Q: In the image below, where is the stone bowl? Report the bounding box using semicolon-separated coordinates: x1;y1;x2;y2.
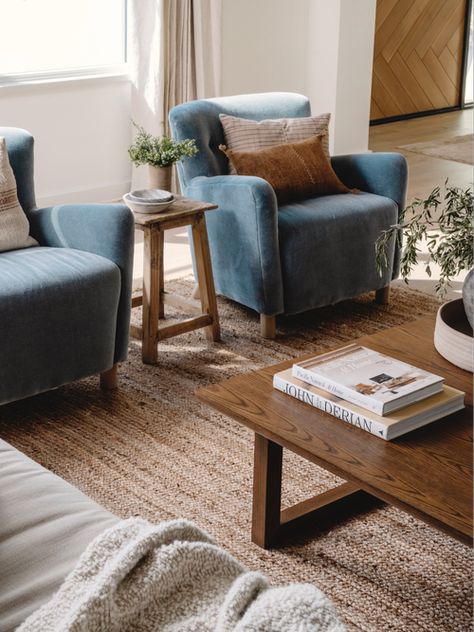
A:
123;191;174;214
434;299;473;373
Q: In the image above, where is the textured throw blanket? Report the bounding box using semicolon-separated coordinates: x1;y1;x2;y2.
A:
18;518;345;632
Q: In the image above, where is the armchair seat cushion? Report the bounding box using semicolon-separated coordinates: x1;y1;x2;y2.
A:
0;247;121;405
278;192;398;314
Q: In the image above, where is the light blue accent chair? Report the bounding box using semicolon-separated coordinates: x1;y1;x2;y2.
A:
0;127;134;405
169;93;407;338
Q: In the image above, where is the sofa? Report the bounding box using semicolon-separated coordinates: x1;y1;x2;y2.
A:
0;440;345;631
0;127;134;405
0;439;119;630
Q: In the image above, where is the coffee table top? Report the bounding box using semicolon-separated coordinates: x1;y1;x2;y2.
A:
197;316;473;545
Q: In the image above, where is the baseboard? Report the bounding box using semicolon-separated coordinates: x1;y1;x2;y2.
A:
36;181;131;208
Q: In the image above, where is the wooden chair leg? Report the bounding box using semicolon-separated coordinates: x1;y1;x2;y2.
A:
260;314;276;339
100;364;118;390
375;285;390;305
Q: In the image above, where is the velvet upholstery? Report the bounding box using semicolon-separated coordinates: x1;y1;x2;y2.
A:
169;93;407;318
0;127;134;405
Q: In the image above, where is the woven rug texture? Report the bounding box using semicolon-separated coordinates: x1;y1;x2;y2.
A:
0;279;472;632
398;134;473;165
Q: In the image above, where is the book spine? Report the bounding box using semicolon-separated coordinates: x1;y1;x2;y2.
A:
274;374;388;440
292;364;384;416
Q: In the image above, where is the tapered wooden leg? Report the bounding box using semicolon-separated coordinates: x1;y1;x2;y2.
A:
100;364;118;390
252;435;283;549
260;314;276;339
142;227;161;364
191;214;220;342
375;285;390;305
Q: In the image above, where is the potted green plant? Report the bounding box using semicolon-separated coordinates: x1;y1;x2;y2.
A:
128;123;198;191
375;181;473;371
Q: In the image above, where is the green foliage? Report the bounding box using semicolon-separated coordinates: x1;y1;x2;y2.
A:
128;122;198;168
375;181;473;298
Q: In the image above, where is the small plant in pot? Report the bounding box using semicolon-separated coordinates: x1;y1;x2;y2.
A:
375;181;473;371
128;122;198;191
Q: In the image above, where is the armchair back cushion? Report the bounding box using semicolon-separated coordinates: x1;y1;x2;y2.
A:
169;92;311;188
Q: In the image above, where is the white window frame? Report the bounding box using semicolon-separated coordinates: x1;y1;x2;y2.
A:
0;1;128;87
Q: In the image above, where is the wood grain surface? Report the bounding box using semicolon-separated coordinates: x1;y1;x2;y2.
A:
371;0;467;119
197;317;473;545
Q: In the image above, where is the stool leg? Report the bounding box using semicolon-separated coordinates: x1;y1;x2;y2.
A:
191;215;221;342
142;227;161;363
159;230;165;319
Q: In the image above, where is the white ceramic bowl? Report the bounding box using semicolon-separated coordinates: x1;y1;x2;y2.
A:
434;299;473;373
128;189;173;203
123;192;174;214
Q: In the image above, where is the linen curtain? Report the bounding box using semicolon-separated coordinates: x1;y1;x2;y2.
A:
129;0;222;188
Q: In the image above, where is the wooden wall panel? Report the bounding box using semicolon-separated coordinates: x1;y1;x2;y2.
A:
371;0;467;120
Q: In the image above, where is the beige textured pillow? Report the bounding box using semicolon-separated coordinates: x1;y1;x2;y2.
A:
219;112;331;174
220;135;350;204
0;138;36;253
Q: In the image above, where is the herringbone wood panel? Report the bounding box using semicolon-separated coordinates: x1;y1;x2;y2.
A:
371;0;467;120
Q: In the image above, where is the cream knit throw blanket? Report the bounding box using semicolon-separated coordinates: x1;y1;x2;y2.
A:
18;518;345;632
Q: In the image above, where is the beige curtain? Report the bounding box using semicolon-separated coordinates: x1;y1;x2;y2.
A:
160;0;222;134
129;0;222;188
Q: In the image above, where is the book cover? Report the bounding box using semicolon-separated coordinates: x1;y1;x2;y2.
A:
292;344;444;416
274;369;464;440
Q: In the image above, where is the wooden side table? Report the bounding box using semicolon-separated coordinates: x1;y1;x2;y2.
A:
131;196;220;364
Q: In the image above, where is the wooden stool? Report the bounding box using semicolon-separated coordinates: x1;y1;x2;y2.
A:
131;197;220;364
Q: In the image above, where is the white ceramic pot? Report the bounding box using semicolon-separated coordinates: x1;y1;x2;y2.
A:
148;165;172;192
434;299;473;373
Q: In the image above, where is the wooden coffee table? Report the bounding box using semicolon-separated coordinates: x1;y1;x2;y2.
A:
197;317;473;548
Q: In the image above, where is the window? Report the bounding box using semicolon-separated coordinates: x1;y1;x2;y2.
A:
0;0;127;82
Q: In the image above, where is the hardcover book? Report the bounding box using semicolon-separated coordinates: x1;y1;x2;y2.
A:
274;369;464;440
292;344;444;416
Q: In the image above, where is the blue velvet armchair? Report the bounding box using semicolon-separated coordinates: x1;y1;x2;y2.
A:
0;127;134;405
169;93;407;338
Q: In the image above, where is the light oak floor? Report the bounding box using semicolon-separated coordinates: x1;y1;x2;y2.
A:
133;109;473;301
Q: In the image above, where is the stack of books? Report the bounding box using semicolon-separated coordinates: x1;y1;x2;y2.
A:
273;344;465;440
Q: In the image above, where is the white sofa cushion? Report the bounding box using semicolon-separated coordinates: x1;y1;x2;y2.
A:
0;439;118;631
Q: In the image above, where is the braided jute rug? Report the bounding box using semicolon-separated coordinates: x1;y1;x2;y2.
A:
1;280;472;632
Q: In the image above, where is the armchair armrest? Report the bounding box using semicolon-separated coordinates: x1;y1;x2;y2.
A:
187;175;284;316
331;152;408;215
28;203;135;362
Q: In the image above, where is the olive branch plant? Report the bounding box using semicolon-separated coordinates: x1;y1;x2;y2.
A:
375;181;473;299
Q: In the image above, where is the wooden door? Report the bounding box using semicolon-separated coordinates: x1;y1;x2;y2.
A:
371;0;468;121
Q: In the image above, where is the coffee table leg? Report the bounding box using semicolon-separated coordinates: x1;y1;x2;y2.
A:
251;433;381;549
252;434;283;548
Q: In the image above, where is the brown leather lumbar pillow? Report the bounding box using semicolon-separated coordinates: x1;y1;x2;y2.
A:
219;135;351;204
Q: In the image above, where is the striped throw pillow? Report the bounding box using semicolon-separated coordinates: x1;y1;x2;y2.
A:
0;137;36;252
219;112;331;174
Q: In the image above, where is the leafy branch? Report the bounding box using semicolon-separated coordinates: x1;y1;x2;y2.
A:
128;122;198;168
375;181;473;298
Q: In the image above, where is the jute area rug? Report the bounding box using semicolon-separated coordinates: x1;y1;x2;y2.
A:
0;280;472;632
398;133;473;165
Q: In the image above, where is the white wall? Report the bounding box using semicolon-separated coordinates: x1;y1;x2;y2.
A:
221;0;377;154
0;76;132;206
0;2;377;205
221;0;310;97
